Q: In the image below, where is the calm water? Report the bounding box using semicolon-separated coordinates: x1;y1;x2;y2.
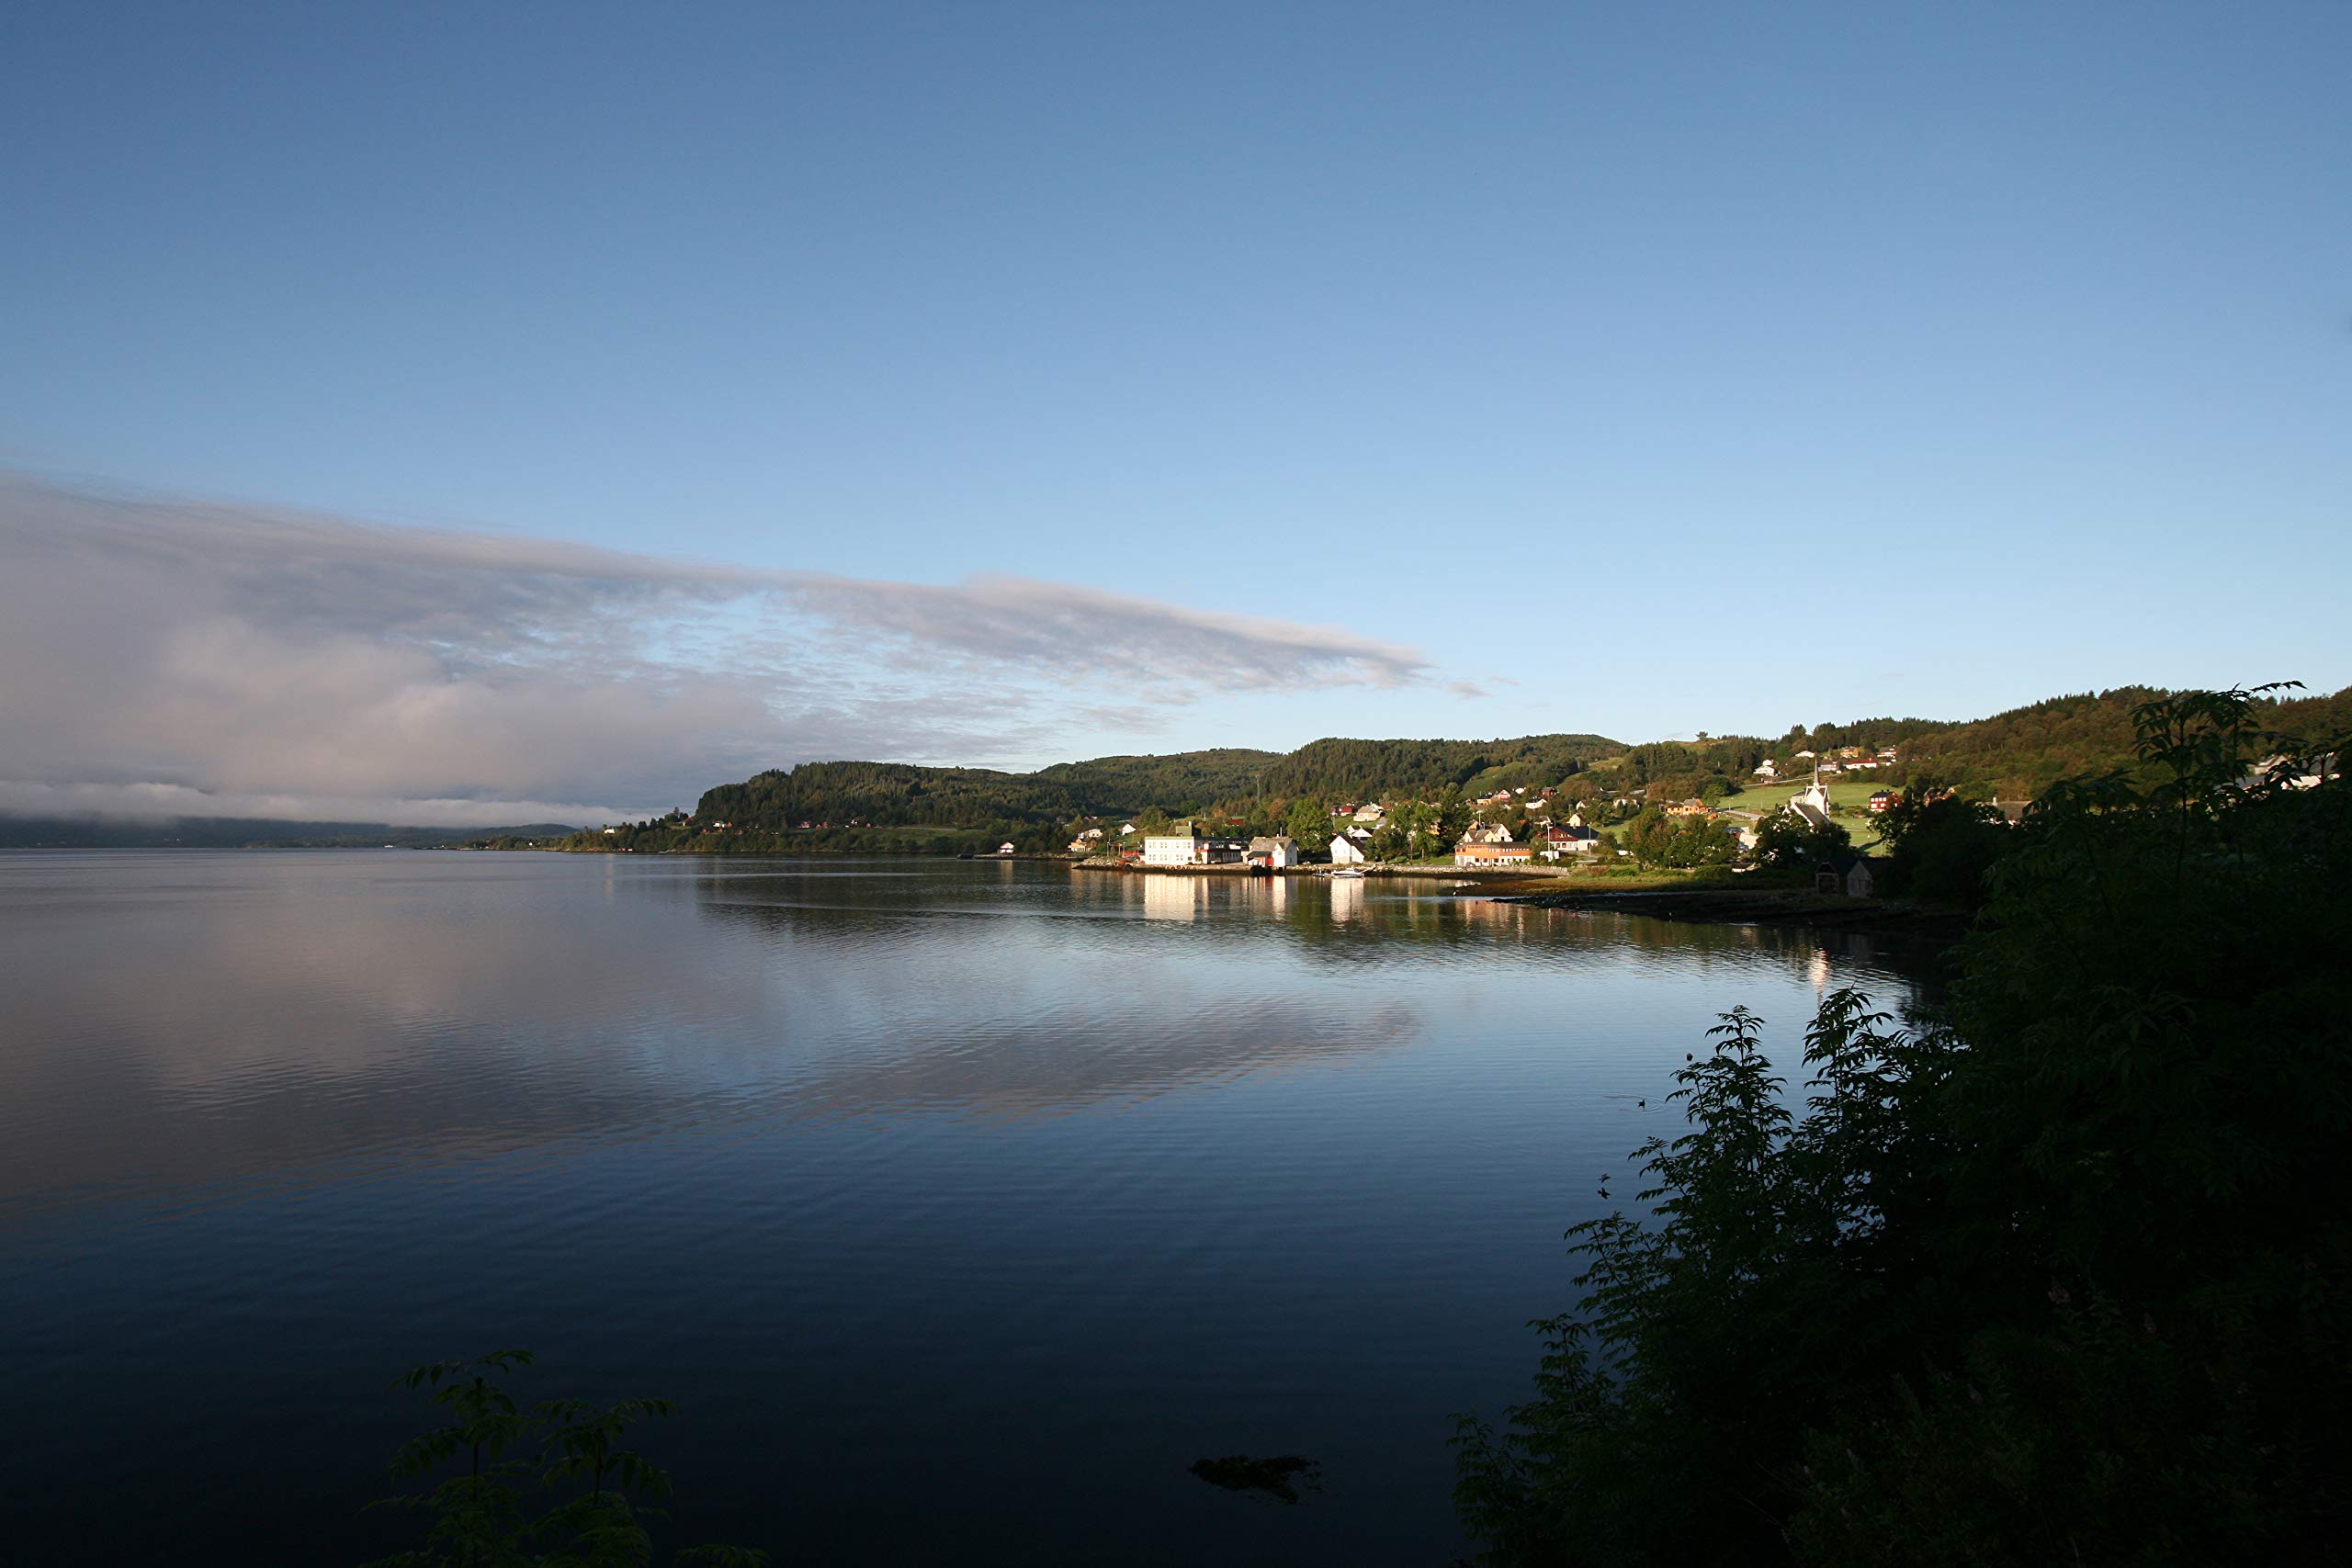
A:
0;852;1933;1564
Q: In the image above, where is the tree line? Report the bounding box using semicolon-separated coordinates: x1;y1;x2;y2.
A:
1258;734;1620;803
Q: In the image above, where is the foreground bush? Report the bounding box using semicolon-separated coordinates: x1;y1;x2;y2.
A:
367;1350;764;1568
1456;688;2350;1564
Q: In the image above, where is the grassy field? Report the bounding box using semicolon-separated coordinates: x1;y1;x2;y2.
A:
1715;776;1892;829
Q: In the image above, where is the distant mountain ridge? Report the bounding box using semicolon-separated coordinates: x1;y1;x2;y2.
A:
0;817;581;850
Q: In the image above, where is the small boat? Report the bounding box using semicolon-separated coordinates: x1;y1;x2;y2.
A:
1330;866;1367;880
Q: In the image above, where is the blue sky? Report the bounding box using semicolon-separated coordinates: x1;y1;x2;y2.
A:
2;4;2346;818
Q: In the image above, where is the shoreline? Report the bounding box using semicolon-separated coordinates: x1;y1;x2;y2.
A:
1493;885;1975;940
1072;857;1597;883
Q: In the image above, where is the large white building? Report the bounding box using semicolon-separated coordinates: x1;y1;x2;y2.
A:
1144;818;1250;866
1143;829;1204;866
1329;834;1368;865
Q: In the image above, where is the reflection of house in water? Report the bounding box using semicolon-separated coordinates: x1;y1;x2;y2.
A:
1454;897;1507;929
1453;897;1566;944
1141;874;1210;922
1329;875;1365;923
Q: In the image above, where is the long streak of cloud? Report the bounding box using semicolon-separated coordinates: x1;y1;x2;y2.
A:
0;473;1430;823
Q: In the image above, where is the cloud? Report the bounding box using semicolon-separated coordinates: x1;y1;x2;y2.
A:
0;473;1431;822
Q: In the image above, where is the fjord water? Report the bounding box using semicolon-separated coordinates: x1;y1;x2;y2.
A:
0;852;1930;1564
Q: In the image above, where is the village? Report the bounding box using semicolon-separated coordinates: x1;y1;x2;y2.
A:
1057;742;1920;897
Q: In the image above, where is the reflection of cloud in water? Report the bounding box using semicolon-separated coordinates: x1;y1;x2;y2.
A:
0;855;1928;1229
775;996;1422;1123
0;857;1431;1224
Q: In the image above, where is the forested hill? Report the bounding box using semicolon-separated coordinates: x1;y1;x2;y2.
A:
1883;683;2352;798
1261;734;1621;802
690;734;1626;832
1029;749;1284;810
693;750;1281;830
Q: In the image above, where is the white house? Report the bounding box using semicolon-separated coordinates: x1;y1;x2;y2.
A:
1248;835;1303;868
1329;834;1368;865
1143;821;1205;866
2242;752;2341;791
1351;803;1386;825
1539;825;1599;861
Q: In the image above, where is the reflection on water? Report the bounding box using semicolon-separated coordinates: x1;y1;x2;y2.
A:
1140;872;1207;921
0;852;1935;1566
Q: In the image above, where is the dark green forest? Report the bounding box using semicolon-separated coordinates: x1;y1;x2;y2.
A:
1259;734;1621;802
691;749;1283;833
